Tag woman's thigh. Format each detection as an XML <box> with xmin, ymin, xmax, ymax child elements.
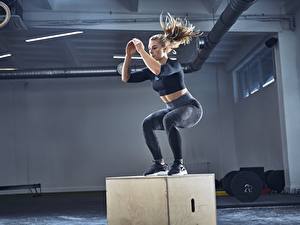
<box><xmin>143</xmin><ymin>108</ymin><xmax>170</xmax><ymax>130</ymax></box>
<box><xmin>164</xmin><ymin>105</ymin><xmax>203</xmax><ymax>129</ymax></box>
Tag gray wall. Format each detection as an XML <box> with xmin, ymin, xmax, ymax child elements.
<box><xmin>1</xmin><ymin>0</ymin><xmax>299</xmax><ymax>193</ymax></box>
<box><xmin>221</xmin><ymin>7</ymin><xmax>300</xmax><ymax>191</ymax></box>
<box><xmin>225</xmin><ymin>35</ymin><xmax>284</xmax><ymax>173</ymax></box>
<box><xmin>274</xmin><ymin>8</ymin><xmax>300</xmax><ymax>191</ymax></box>
<box><xmin>0</xmin><ymin>30</ymin><xmax>297</xmax><ymax>192</ymax></box>
<box><xmin>295</xmin><ymin>9</ymin><xmax>300</xmax><ymax>74</ymax></box>
<box><xmin>0</xmin><ymin>35</ymin><xmax>287</xmax><ymax>193</ymax></box>
<box><xmin>0</xmin><ymin>64</ymin><xmax>233</xmax><ymax>193</ymax></box>
<box><xmin>183</xmin><ymin>65</ymin><xmax>237</xmax><ymax>179</ymax></box>
<box><xmin>232</xmin><ymin>82</ymin><xmax>283</xmax><ymax>170</ymax></box>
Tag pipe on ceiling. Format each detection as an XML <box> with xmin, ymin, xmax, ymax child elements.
<box><xmin>183</xmin><ymin>0</ymin><xmax>257</xmax><ymax>73</ymax></box>
<box><xmin>0</xmin><ymin>68</ymin><xmax>118</xmax><ymax>80</ymax></box>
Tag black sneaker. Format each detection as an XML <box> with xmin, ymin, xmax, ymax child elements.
<box><xmin>143</xmin><ymin>162</ymin><xmax>169</xmax><ymax>176</ymax></box>
<box><xmin>168</xmin><ymin>161</ymin><xmax>188</xmax><ymax>176</ymax></box>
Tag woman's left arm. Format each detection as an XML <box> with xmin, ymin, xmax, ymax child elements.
<box><xmin>132</xmin><ymin>38</ymin><xmax>161</xmax><ymax>75</ymax></box>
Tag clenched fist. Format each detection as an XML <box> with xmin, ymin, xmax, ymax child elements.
<box><xmin>131</xmin><ymin>38</ymin><xmax>145</xmax><ymax>54</ymax></box>
<box><xmin>125</xmin><ymin>40</ymin><xmax>136</xmax><ymax>57</ymax></box>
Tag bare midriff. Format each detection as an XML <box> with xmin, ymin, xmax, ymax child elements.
<box><xmin>160</xmin><ymin>88</ymin><xmax>188</xmax><ymax>103</ymax></box>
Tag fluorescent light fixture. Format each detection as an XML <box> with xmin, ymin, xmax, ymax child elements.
<box><xmin>113</xmin><ymin>55</ymin><xmax>177</xmax><ymax>60</ymax></box>
<box><xmin>262</xmin><ymin>77</ymin><xmax>275</xmax><ymax>87</ymax></box>
<box><xmin>250</xmin><ymin>88</ymin><xmax>259</xmax><ymax>94</ymax></box>
<box><xmin>0</xmin><ymin>53</ymin><xmax>12</xmax><ymax>59</ymax></box>
<box><xmin>99</xmin><ymin>69</ymin><xmax>117</xmax><ymax>73</ymax></box>
<box><xmin>244</xmin><ymin>93</ymin><xmax>249</xmax><ymax>98</ymax></box>
<box><xmin>25</xmin><ymin>31</ymin><xmax>83</xmax><ymax>43</ymax></box>
<box><xmin>0</xmin><ymin>68</ymin><xmax>16</xmax><ymax>71</ymax></box>
<box><xmin>113</xmin><ymin>56</ymin><xmax>142</xmax><ymax>60</ymax></box>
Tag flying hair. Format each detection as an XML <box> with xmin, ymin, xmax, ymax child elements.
<box><xmin>158</xmin><ymin>12</ymin><xmax>203</xmax><ymax>49</ymax></box>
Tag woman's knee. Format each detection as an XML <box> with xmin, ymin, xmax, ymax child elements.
<box><xmin>163</xmin><ymin>116</ymin><xmax>176</xmax><ymax>131</ymax></box>
<box><xmin>142</xmin><ymin>115</ymin><xmax>153</xmax><ymax>131</ymax></box>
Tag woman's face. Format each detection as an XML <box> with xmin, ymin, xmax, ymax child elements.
<box><xmin>148</xmin><ymin>39</ymin><xmax>167</xmax><ymax>61</ymax></box>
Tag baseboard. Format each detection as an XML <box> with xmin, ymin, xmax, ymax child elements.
<box><xmin>0</xmin><ymin>185</ymin><xmax>106</xmax><ymax>195</ymax></box>
<box><xmin>284</xmin><ymin>185</ymin><xmax>300</xmax><ymax>194</ymax></box>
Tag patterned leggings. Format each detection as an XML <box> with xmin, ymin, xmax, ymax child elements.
<box><xmin>142</xmin><ymin>94</ymin><xmax>203</xmax><ymax>161</ymax></box>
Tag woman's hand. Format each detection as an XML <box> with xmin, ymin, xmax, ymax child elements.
<box><xmin>125</xmin><ymin>40</ymin><xmax>136</xmax><ymax>57</ymax></box>
<box><xmin>132</xmin><ymin>38</ymin><xmax>145</xmax><ymax>54</ymax></box>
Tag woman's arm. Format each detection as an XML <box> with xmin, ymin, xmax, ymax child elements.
<box><xmin>132</xmin><ymin>38</ymin><xmax>161</xmax><ymax>75</ymax></box>
<box><xmin>121</xmin><ymin>55</ymin><xmax>131</xmax><ymax>82</ymax></box>
<box><xmin>121</xmin><ymin>41</ymin><xmax>136</xmax><ymax>82</ymax></box>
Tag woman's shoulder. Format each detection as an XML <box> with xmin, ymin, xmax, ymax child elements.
<box><xmin>167</xmin><ymin>58</ymin><xmax>182</xmax><ymax>68</ymax></box>
<box><xmin>161</xmin><ymin>58</ymin><xmax>182</xmax><ymax>73</ymax></box>
<box><xmin>160</xmin><ymin>58</ymin><xmax>182</xmax><ymax>76</ymax></box>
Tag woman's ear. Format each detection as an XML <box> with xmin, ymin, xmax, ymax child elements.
<box><xmin>165</xmin><ymin>46</ymin><xmax>172</xmax><ymax>53</ymax></box>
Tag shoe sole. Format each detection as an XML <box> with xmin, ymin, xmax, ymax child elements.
<box><xmin>168</xmin><ymin>170</ymin><xmax>188</xmax><ymax>176</ymax></box>
<box><xmin>144</xmin><ymin>171</ymin><xmax>169</xmax><ymax>176</ymax></box>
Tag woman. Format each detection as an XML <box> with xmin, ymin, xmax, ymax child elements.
<box><xmin>121</xmin><ymin>13</ymin><xmax>203</xmax><ymax>176</ymax></box>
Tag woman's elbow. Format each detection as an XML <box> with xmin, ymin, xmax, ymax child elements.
<box><xmin>121</xmin><ymin>76</ymin><xmax>129</xmax><ymax>82</ymax></box>
<box><xmin>153</xmin><ymin>68</ymin><xmax>161</xmax><ymax>76</ymax></box>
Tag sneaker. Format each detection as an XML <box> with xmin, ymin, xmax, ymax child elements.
<box><xmin>168</xmin><ymin>161</ymin><xmax>188</xmax><ymax>176</ymax></box>
<box><xmin>143</xmin><ymin>162</ymin><xmax>169</xmax><ymax>176</ymax></box>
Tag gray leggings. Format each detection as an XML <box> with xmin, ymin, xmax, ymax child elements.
<box><xmin>142</xmin><ymin>93</ymin><xmax>203</xmax><ymax>161</ymax></box>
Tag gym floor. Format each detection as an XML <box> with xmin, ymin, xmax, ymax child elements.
<box><xmin>1</xmin><ymin>192</ymin><xmax>300</xmax><ymax>225</ymax></box>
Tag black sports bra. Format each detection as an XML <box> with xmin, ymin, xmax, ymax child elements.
<box><xmin>127</xmin><ymin>58</ymin><xmax>186</xmax><ymax>96</ymax></box>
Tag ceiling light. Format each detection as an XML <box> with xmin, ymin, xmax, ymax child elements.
<box><xmin>262</xmin><ymin>77</ymin><xmax>275</xmax><ymax>87</ymax></box>
<box><xmin>0</xmin><ymin>68</ymin><xmax>16</xmax><ymax>71</ymax></box>
<box><xmin>25</xmin><ymin>31</ymin><xmax>83</xmax><ymax>43</ymax></box>
<box><xmin>0</xmin><ymin>53</ymin><xmax>12</xmax><ymax>59</ymax></box>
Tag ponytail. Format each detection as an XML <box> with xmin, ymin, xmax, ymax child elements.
<box><xmin>159</xmin><ymin>12</ymin><xmax>202</xmax><ymax>49</ymax></box>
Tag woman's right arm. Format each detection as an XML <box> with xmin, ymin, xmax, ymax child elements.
<box><xmin>121</xmin><ymin>55</ymin><xmax>131</xmax><ymax>82</ymax></box>
<box><xmin>122</xmin><ymin>41</ymin><xmax>136</xmax><ymax>82</ymax></box>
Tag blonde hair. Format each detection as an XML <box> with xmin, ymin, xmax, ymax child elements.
<box><xmin>150</xmin><ymin>12</ymin><xmax>202</xmax><ymax>52</ymax></box>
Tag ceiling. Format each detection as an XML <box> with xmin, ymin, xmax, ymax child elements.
<box><xmin>0</xmin><ymin>28</ymin><xmax>261</xmax><ymax>70</ymax></box>
<box><xmin>0</xmin><ymin>0</ymin><xmax>297</xmax><ymax>71</ymax></box>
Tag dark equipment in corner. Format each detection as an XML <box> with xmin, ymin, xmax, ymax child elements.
<box><xmin>265</xmin><ymin>37</ymin><xmax>278</xmax><ymax>48</ymax></box>
<box><xmin>220</xmin><ymin>167</ymin><xmax>285</xmax><ymax>202</ymax></box>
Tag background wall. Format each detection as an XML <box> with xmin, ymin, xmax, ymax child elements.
<box><xmin>0</xmin><ymin>64</ymin><xmax>237</xmax><ymax>192</ymax></box>
<box><xmin>225</xmin><ymin>35</ymin><xmax>284</xmax><ymax>172</ymax></box>
<box><xmin>223</xmin><ymin>34</ymin><xmax>283</xmax><ymax>170</ymax></box>
<box><xmin>273</xmin><ymin>7</ymin><xmax>300</xmax><ymax>191</ymax></box>
<box><xmin>1</xmin><ymin>32</ymin><xmax>294</xmax><ymax>193</ymax></box>
<box><xmin>1</xmin><ymin>0</ymin><xmax>300</xmax><ymax>193</ymax></box>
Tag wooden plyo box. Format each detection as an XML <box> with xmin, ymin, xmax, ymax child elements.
<box><xmin>106</xmin><ymin>174</ymin><xmax>216</xmax><ymax>225</ymax></box>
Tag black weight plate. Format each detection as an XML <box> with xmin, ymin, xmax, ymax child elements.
<box><xmin>240</xmin><ymin>167</ymin><xmax>265</xmax><ymax>183</ymax></box>
<box><xmin>264</xmin><ymin>170</ymin><xmax>274</xmax><ymax>186</ymax></box>
<box><xmin>215</xmin><ymin>179</ymin><xmax>221</xmax><ymax>190</ymax></box>
<box><xmin>231</xmin><ymin>171</ymin><xmax>263</xmax><ymax>202</ymax></box>
<box><xmin>221</xmin><ymin>171</ymin><xmax>239</xmax><ymax>196</ymax></box>
<box><xmin>266</xmin><ymin>170</ymin><xmax>285</xmax><ymax>193</ymax></box>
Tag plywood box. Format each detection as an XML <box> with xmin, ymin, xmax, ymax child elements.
<box><xmin>106</xmin><ymin>174</ymin><xmax>216</xmax><ymax>225</ymax></box>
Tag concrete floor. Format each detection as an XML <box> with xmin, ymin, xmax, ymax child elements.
<box><xmin>218</xmin><ymin>206</ymin><xmax>300</xmax><ymax>225</ymax></box>
<box><xmin>1</xmin><ymin>207</ymin><xmax>300</xmax><ymax>225</ymax></box>
<box><xmin>0</xmin><ymin>192</ymin><xmax>300</xmax><ymax>225</ymax></box>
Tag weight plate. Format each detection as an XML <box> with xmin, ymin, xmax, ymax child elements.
<box><xmin>231</xmin><ymin>171</ymin><xmax>263</xmax><ymax>202</ymax></box>
<box><xmin>221</xmin><ymin>171</ymin><xmax>239</xmax><ymax>196</ymax></box>
<box><xmin>266</xmin><ymin>170</ymin><xmax>285</xmax><ymax>193</ymax></box>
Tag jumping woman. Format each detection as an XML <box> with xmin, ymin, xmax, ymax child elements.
<box><xmin>122</xmin><ymin>13</ymin><xmax>203</xmax><ymax>176</ymax></box>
